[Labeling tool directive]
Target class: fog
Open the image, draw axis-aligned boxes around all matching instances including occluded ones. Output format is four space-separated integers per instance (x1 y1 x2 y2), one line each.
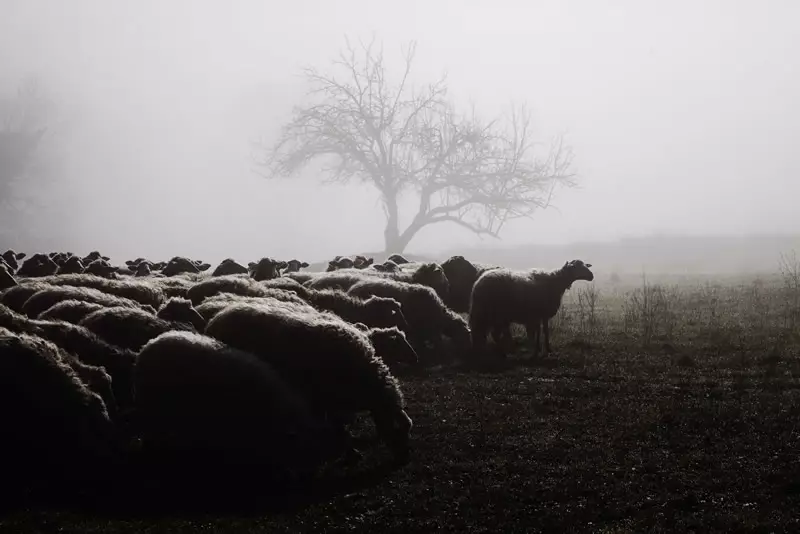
2 0 799 265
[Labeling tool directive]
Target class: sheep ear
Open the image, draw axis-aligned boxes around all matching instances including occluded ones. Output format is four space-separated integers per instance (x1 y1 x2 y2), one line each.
16 252 26 260
102 256 111 261
586 263 592 268
248 262 256 269
301 262 309 268
198 263 211 271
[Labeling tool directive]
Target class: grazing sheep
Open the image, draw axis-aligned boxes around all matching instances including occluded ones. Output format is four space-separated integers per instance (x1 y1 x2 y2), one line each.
364 326 418 367
205 302 413 462
212 258 249 277
57 255 85 275
249 257 287 281
0 303 137 413
21 285 155 319
348 278 470 356
261 276 311 298
308 262 450 303
386 254 410 265
134 331 345 478
469 260 594 357
1 249 26 272
156 297 207 332
34 273 165 308
17 253 59 277
0 264 16 291
283 271 321 285
283 259 310 273
161 256 211 277
187 275 305 306
38 299 107 324
194 293 317 322
305 289 410 332
0 281 53 312
0 330 116 486
78 305 198 352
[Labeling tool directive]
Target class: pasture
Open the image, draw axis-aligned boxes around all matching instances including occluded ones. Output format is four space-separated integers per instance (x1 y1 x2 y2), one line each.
2 264 800 533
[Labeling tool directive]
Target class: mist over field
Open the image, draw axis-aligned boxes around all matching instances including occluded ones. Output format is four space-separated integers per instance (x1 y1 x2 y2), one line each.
2 0 799 269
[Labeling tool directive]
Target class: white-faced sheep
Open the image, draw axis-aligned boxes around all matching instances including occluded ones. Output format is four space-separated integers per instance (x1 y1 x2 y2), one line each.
212 258 249 277
0 330 117 489
38 299 107 324
78 304 201 352
0 264 16 291
205 302 413 463
133 331 346 479
248 257 287 281
34 273 166 309
305 289 410 332
469 260 594 357
21 285 156 319
0 303 137 414
347 278 471 357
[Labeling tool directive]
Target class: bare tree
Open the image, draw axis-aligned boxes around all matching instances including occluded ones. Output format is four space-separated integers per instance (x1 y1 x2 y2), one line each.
257 38 577 253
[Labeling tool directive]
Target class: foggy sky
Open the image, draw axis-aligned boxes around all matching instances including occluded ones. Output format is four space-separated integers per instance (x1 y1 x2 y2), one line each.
1 0 798 263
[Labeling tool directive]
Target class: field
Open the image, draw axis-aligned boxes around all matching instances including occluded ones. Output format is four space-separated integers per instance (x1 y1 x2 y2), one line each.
3 266 800 533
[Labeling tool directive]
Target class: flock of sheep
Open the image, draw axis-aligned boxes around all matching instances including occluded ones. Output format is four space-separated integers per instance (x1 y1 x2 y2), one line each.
0 248 594 495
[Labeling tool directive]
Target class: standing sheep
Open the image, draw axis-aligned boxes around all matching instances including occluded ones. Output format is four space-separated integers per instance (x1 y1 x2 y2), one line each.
305 289 410 332
469 260 594 357
249 257 287 281
205 302 413 463
133 331 345 480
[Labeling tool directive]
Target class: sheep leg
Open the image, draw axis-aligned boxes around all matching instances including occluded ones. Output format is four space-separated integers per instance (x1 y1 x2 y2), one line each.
542 319 552 354
525 320 541 356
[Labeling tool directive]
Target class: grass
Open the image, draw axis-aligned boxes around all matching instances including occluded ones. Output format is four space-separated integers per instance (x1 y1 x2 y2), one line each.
4 267 800 533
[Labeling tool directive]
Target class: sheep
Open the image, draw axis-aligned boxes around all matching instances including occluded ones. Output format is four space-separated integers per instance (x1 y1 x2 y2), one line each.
1 249 26 272
0 330 117 487
326 256 354 271
0 303 137 414
205 302 413 462
16 253 58 277
348 278 470 357
78 305 198 352
363 326 418 367
308 262 450 303
194 292 318 322
261 276 311 298
32 273 165 308
57 255 85 275
305 289 410 332
0 281 53 312
135 262 152 277
0 264 16 291
161 256 211 277
38 299 107 324
211 258 249 277
156 297 207 332
21 285 156 319
150 276 193 299
283 271 321 285
249 257 287 281
283 259 310 273
133 331 346 479
386 254 410 265
187 275 306 306
83 259 118 278
372 260 400 273
468 260 594 357
82 251 110 264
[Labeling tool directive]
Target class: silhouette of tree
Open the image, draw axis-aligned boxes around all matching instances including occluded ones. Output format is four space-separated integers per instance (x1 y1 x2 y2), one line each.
257 37 577 253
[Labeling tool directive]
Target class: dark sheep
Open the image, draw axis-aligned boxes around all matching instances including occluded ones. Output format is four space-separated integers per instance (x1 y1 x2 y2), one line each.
305 289 410 332
0 303 137 414
1 249 26 272
249 257 287 281
33 273 166 309
348 278 471 356
205 302 413 462
0 264 16 291
469 260 594 357
439 255 503 313
38 299 107 324
372 260 400 273
364 326 418 367
386 254 410 265
17 253 59 277
261 277 311 299
21 285 155 319
150 277 193 299
283 259 310 273
0 281 53 312
82 251 110 264
135 262 152 277
83 259 118 279
134 331 345 479
187 275 305 306
0 330 116 487
57 255 85 275
212 258 249 277
161 256 211 277
157 297 207 332
78 305 198 352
